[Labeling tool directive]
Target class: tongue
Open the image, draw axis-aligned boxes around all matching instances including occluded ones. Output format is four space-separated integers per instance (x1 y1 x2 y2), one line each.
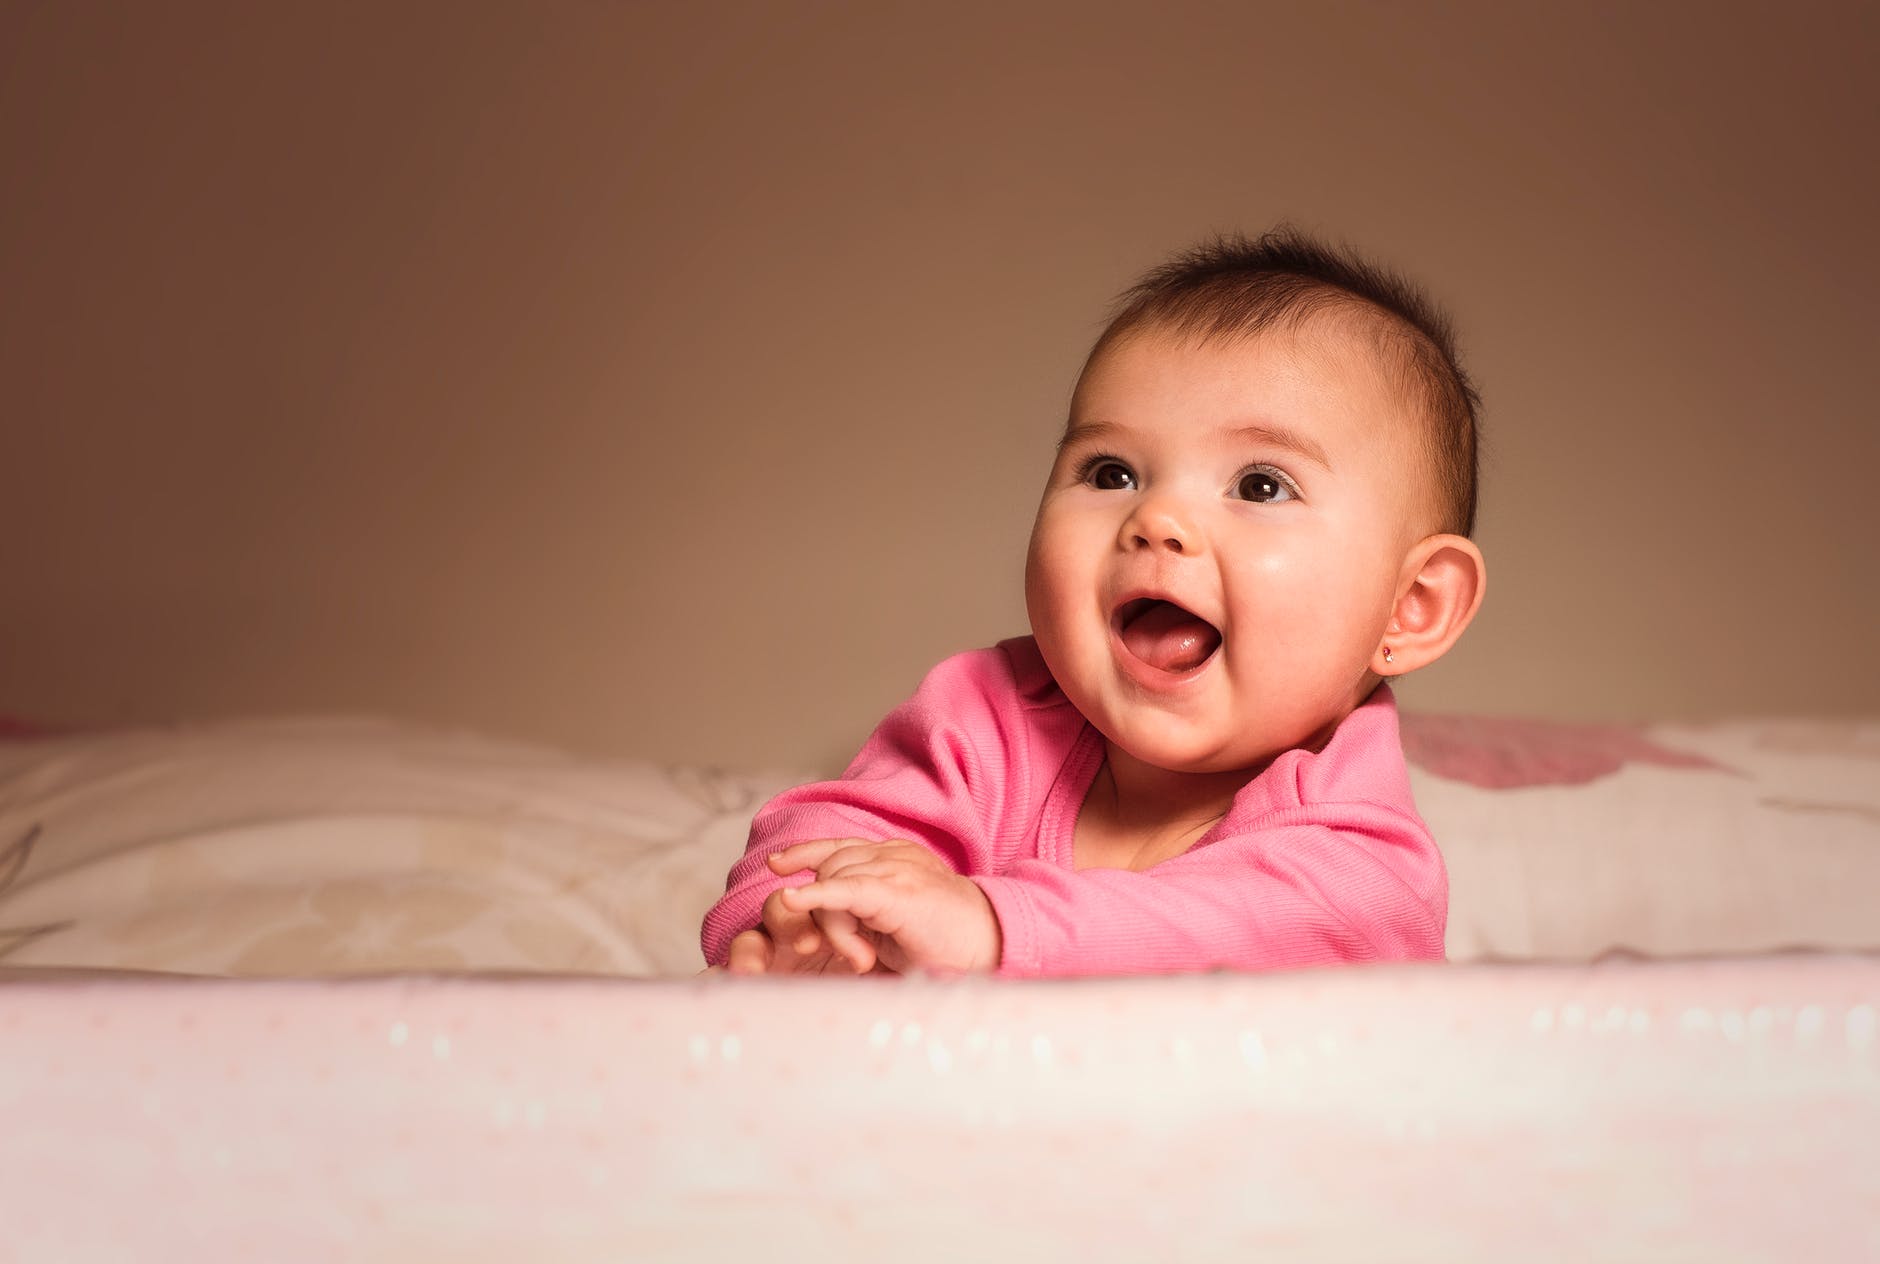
1121 602 1220 673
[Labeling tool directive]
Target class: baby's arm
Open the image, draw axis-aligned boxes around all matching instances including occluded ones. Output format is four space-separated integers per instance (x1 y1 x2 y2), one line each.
976 802 1446 976
758 804 1439 976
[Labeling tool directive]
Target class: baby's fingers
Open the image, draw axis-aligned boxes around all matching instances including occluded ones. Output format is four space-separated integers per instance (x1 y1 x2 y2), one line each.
760 887 823 957
781 874 898 930
814 908 877 974
725 929 774 975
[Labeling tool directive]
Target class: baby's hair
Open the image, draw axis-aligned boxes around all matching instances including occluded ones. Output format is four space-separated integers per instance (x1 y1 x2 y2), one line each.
1085 226 1481 538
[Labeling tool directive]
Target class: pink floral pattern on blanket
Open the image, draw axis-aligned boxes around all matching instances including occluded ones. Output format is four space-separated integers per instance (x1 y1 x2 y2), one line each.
1399 714 1729 790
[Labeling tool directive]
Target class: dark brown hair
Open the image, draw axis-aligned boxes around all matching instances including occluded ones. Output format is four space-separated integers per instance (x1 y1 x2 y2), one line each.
1084 226 1481 537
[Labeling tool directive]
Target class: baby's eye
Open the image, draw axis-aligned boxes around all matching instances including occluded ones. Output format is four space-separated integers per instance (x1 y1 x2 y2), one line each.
1234 466 1299 503
1080 458 1137 491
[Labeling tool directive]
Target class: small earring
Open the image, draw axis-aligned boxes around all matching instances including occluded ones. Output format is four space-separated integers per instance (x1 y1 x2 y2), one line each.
1382 647 1394 664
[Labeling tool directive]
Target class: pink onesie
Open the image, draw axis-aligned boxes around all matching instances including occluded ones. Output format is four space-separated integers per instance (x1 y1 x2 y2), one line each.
700 637 1446 976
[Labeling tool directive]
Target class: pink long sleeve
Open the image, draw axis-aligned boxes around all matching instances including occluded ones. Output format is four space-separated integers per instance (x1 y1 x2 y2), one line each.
977 801 1443 976
698 637 1446 975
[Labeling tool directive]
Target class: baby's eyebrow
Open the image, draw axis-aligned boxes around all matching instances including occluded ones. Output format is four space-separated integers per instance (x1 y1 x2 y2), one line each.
1058 419 1333 471
1056 420 1123 452
1226 423 1333 471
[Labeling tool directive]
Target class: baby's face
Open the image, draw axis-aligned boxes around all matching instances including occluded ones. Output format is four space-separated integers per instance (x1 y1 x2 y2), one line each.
1025 322 1432 775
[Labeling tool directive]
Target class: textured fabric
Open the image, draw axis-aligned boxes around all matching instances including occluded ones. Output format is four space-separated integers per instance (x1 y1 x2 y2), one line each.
700 637 1446 975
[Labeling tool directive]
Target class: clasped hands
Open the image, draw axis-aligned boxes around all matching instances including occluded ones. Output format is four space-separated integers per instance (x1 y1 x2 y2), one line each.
723 838 1001 976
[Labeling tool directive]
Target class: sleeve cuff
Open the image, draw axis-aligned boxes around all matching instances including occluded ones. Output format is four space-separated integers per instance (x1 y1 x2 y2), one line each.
972 875 1039 977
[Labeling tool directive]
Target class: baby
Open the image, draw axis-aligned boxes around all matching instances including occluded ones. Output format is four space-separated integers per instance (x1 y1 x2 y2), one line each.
702 227 1486 977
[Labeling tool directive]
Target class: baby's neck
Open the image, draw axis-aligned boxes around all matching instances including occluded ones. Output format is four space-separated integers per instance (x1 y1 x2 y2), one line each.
1074 743 1258 870
1099 742 1258 823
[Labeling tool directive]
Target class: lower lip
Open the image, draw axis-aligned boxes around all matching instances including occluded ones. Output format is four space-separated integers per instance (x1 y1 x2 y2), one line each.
1108 622 1219 692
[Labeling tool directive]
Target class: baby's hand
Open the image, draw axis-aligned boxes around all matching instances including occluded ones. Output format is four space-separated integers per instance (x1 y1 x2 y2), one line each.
770 839 1001 975
723 880 868 976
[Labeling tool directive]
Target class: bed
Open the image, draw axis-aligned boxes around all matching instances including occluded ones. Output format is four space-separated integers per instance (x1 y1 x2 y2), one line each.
2 711 1876 1259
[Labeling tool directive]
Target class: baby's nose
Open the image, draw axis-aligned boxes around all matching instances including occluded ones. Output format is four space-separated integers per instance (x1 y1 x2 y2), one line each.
1122 499 1200 555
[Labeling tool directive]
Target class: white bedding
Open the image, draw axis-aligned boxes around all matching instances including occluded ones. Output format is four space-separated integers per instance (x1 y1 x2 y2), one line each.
3 958 1876 1260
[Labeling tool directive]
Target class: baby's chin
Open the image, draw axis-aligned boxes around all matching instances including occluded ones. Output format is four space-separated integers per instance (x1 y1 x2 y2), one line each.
1094 718 1272 779
1096 696 1355 773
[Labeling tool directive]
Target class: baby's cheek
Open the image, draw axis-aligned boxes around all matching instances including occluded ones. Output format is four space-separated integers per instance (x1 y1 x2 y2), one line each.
1024 544 1086 640
1022 536 1064 620
1227 549 1322 614
1227 554 1376 657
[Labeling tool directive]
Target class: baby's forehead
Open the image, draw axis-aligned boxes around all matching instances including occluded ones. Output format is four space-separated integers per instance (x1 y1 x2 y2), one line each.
1074 312 1426 428
1171 307 1409 381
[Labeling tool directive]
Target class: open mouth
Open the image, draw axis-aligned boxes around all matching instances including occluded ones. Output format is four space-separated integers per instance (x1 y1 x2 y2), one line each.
1113 598 1222 674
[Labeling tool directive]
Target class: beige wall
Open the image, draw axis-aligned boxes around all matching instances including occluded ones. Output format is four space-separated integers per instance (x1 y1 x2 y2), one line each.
2 1 1875 773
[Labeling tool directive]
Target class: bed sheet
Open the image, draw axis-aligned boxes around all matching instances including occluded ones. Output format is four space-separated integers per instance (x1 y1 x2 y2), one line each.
3 954 1876 1261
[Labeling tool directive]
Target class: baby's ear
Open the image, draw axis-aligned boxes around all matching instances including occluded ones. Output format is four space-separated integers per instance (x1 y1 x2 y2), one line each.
1371 534 1486 677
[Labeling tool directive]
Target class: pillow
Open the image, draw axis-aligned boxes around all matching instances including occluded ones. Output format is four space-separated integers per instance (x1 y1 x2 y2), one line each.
0 718 804 976
1405 714 1880 962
